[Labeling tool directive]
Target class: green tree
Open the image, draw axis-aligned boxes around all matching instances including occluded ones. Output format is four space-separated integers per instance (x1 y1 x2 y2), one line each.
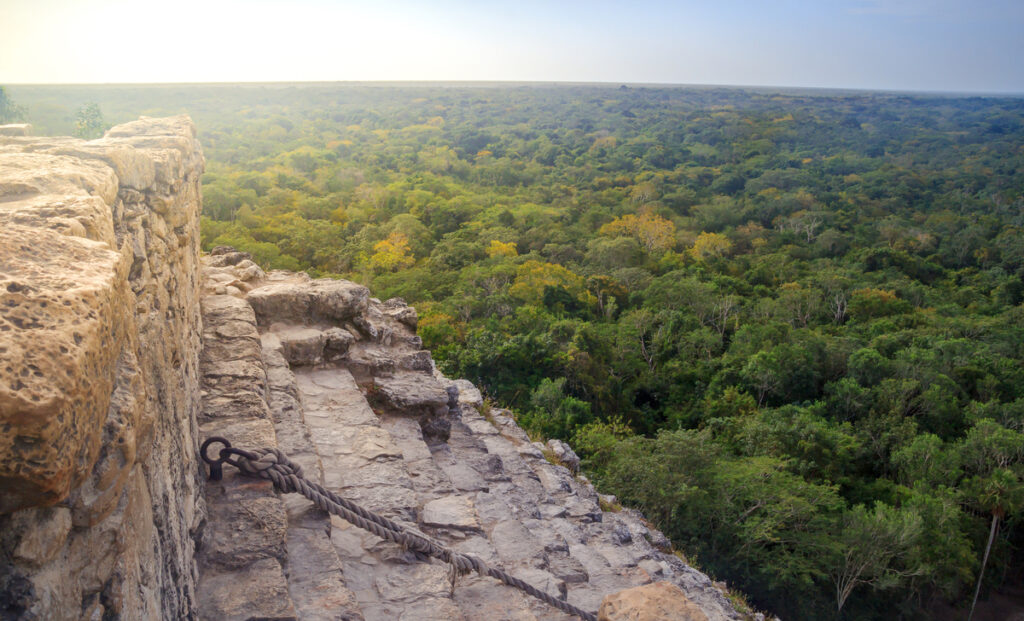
958 420 1024 620
830 503 924 615
74 102 107 139
0 86 25 123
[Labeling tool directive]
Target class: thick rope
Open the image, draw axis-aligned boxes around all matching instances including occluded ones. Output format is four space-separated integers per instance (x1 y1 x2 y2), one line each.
207 441 598 621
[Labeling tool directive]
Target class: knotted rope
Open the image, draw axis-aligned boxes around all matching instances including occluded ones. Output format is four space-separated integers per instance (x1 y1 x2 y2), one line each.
201 437 598 621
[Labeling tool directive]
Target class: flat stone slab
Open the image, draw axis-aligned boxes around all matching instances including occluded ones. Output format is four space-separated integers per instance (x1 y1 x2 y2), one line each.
246 279 369 326
422 496 481 531
197 558 297 621
272 325 327 366
373 373 450 417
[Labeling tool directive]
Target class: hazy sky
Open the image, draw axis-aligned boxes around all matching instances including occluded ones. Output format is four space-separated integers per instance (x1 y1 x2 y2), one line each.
2 0 1022 93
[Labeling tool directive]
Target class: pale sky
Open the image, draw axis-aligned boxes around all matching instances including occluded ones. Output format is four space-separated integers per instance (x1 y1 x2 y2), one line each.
2 0 1023 93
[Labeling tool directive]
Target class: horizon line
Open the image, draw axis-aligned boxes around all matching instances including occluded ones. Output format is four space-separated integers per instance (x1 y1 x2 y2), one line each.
6 79 1024 99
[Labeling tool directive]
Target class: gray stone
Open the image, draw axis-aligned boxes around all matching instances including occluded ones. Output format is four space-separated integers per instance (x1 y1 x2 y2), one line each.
490 520 545 565
398 350 434 371
612 523 633 544
421 496 481 531
375 563 452 601
511 567 566 600
246 279 369 327
197 559 297 621
272 325 327 366
372 373 450 417
285 526 364 621
381 299 418 330
453 379 483 408
548 553 590 585
639 559 666 578
516 444 546 460
324 327 355 360
545 438 581 473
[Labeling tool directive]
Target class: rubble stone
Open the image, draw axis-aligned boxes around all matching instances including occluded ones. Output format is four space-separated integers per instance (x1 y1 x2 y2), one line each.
598 581 711 621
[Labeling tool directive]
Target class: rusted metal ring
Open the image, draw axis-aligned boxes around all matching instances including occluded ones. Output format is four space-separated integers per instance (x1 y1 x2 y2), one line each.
200 436 232 480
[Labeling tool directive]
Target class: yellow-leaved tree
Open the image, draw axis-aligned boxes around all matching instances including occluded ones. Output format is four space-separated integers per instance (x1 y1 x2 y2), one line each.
599 209 676 252
487 240 518 258
689 232 733 261
370 231 414 271
509 260 594 306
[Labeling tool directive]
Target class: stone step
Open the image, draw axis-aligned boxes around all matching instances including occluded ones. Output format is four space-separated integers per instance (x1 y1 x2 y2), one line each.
198 260 741 621
437 406 590 620
196 294 297 621
293 364 466 621
262 335 364 621
283 356 613 620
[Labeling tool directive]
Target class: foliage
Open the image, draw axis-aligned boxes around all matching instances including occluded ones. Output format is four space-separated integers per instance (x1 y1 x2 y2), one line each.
11 83 1024 619
0 86 25 123
73 102 107 139
599 209 677 252
689 231 733 261
370 231 415 271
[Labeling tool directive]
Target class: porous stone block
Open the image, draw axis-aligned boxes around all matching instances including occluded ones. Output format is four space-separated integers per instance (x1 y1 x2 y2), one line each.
0 115 206 620
0 225 131 513
273 325 327 366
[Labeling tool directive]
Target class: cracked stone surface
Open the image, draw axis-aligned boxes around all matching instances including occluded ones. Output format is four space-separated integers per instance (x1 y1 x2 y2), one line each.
195 256 743 621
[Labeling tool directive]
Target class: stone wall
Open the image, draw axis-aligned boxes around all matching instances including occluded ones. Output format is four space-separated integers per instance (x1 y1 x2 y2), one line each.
0 117 205 620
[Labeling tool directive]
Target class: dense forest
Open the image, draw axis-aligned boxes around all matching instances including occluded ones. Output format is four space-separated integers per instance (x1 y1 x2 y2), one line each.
8 83 1024 619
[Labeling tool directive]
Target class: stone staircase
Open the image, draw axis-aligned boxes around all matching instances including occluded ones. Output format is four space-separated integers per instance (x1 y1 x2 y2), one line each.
195 247 743 621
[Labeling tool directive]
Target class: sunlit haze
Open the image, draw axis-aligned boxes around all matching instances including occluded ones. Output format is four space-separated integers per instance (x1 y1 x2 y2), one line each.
2 0 1023 92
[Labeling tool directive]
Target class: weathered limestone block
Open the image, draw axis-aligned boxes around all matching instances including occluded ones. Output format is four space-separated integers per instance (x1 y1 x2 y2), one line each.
38 141 158 191
598 581 711 621
372 373 450 417
197 558 297 621
0 115 205 620
453 379 484 408
0 151 119 205
70 348 147 528
371 372 452 442
381 297 418 329
0 124 32 136
0 224 131 513
323 326 354 360
7 506 72 566
246 279 369 327
0 193 115 247
207 246 252 266
272 325 328 366
398 350 433 371
546 438 581 473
